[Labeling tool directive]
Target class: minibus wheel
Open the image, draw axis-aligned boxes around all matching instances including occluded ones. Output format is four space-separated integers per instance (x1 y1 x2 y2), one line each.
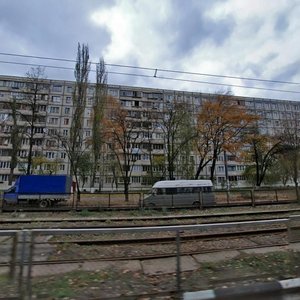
192 201 200 207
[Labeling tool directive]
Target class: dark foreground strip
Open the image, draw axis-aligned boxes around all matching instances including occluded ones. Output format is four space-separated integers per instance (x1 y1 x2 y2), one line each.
183 277 300 299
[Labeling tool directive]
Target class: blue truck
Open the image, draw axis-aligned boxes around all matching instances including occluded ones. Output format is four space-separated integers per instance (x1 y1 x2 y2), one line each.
3 175 72 208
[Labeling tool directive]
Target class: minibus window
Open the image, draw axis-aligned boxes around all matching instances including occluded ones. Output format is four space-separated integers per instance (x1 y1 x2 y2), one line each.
178 187 185 194
157 188 164 195
166 188 177 195
203 187 212 193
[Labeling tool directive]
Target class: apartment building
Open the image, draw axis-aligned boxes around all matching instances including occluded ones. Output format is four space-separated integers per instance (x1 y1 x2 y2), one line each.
0 75 299 190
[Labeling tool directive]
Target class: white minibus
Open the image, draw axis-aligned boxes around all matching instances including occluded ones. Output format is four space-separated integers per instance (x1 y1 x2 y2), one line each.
144 180 215 208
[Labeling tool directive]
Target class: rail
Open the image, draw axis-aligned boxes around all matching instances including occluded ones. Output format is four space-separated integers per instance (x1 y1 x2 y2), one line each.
0 218 293 299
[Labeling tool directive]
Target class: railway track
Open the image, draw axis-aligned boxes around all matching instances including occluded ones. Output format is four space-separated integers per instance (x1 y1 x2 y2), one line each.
50 227 286 245
0 226 288 268
0 217 294 268
1 207 299 230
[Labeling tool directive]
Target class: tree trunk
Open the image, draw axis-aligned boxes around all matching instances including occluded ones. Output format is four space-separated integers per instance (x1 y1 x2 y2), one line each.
8 167 14 185
124 178 129 202
195 158 205 179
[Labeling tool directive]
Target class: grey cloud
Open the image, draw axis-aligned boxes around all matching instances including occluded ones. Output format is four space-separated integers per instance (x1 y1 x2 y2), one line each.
0 0 117 80
272 60 300 82
0 0 113 59
168 0 235 57
274 13 289 33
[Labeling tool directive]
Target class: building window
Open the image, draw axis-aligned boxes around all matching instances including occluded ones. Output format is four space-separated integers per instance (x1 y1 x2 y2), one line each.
120 90 134 97
63 129 68 136
217 166 224 172
132 165 141 172
18 150 28 157
52 85 62 92
64 107 70 114
64 118 69 125
228 165 236 172
39 105 46 112
45 152 55 159
131 176 140 183
0 175 8 181
48 117 58 125
229 176 238 182
51 96 61 103
152 144 164 150
66 96 72 103
142 154 149 160
108 89 118 97
218 177 225 183
0 161 10 168
88 87 95 95
49 106 59 114
66 86 73 93
86 108 92 116
46 140 56 147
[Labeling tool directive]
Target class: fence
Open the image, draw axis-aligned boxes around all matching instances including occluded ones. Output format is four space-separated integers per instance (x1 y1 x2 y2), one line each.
0 218 292 299
0 187 298 211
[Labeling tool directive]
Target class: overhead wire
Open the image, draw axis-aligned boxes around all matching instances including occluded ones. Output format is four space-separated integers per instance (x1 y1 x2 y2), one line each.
0 52 300 95
0 52 299 86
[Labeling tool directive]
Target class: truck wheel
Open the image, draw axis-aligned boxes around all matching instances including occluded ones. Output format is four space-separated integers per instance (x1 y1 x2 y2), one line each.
192 201 200 207
39 200 49 208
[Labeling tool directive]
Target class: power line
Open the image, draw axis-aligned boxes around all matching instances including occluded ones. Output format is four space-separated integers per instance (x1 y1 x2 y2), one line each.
155 75 300 94
1 60 300 95
0 52 299 86
0 60 74 71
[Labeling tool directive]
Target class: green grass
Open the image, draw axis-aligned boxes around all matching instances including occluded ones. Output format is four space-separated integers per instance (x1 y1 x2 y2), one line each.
200 251 300 277
33 270 112 299
78 209 92 217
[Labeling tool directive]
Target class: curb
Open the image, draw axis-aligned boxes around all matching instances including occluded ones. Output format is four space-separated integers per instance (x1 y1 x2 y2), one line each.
183 277 300 300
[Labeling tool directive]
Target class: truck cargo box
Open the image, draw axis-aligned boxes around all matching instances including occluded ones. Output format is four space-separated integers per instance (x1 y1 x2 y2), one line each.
3 175 72 207
15 175 71 194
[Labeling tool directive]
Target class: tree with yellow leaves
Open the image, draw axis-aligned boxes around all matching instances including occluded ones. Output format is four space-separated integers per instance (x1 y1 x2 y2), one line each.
103 96 141 201
194 94 258 182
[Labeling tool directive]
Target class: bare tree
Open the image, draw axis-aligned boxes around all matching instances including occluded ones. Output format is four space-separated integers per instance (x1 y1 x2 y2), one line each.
91 58 107 189
59 43 90 203
161 98 195 180
242 126 281 187
22 67 48 175
8 96 24 184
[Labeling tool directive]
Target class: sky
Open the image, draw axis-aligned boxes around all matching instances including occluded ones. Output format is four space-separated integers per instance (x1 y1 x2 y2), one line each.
1 0 300 101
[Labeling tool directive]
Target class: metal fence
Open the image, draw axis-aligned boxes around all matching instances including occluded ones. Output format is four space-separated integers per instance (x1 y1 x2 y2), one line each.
0 218 292 299
0 187 298 211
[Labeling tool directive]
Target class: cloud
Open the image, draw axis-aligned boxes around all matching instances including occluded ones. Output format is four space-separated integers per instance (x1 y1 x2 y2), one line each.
0 0 300 100
91 0 173 65
0 0 112 78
